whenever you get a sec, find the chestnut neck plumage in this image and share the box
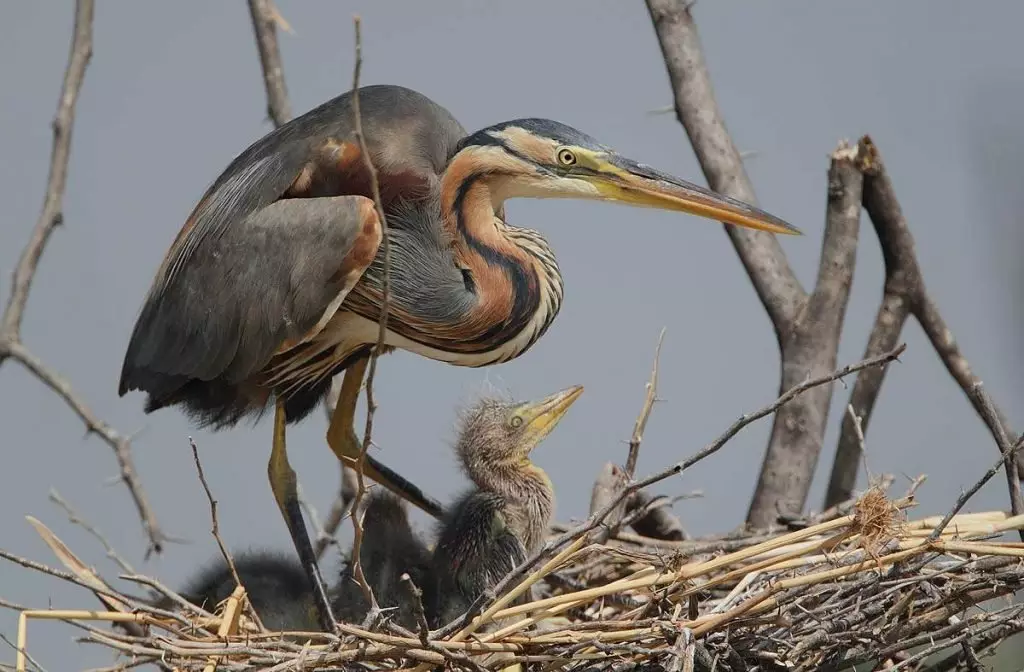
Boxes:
[435,148,564,360]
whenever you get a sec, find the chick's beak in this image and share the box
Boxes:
[518,385,584,453]
[589,155,802,236]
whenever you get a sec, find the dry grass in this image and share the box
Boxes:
[4,482,1023,672]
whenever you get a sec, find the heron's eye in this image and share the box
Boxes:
[556,148,577,167]
[509,415,524,429]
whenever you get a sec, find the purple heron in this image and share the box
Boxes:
[118,85,799,630]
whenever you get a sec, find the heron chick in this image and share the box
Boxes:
[169,492,431,633]
[333,489,433,629]
[167,552,320,632]
[428,385,583,626]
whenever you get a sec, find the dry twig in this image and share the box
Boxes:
[187,439,242,601]
[246,0,291,126]
[625,328,666,477]
[645,0,863,527]
[927,436,1024,542]
[826,135,1022,505]
[48,489,136,575]
[348,14,390,616]
[0,0,165,557]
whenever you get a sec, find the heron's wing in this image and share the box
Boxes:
[119,189,379,406]
[120,86,468,404]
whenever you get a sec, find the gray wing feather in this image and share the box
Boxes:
[121,193,366,399]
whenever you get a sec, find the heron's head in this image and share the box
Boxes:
[449,118,800,235]
[455,385,583,478]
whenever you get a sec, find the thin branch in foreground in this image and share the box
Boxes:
[927,436,1024,543]
[644,0,863,528]
[187,439,242,605]
[437,344,905,638]
[826,135,1021,506]
[246,0,291,126]
[0,0,165,557]
[348,14,389,617]
[969,382,1024,538]
[625,328,666,478]
[48,489,136,576]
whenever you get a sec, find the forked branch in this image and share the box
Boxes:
[645,0,862,527]
[825,136,1022,507]
[0,0,166,556]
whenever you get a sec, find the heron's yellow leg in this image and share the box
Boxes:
[325,356,444,518]
[268,400,336,630]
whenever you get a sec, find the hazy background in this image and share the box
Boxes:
[1,2,1021,669]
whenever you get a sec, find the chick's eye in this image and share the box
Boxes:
[556,148,577,166]
[509,415,524,429]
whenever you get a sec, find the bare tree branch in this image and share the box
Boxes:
[0,0,166,556]
[246,0,291,126]
[927,436,1024,543]
[825,135,1022,506]
[644,0,863,527]
[349,14,389,618]
[969,383,1024,536]
[625,328,665,478]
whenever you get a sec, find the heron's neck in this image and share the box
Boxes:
[439,152,517,248]
[469,462,554,554]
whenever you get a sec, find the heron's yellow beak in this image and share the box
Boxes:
[589,155,801,235]
[517,385,584,454]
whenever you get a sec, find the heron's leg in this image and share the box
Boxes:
[326,356,444,518]
[268,400,336,631]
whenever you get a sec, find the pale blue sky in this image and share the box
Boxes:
[1,2,1021,668]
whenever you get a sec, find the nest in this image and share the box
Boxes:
[6,484,1024,672]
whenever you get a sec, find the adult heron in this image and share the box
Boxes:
[118,84,799,630]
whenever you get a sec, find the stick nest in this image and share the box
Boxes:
[6,485,1024,672]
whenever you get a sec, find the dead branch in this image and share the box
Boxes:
[246,0,291,126]
[625,328,666,477]
[623,491,688,541]
[348,14,388,617]
[589,462,631,543]
[826,135,1023,506]
[644,0,863,527]
[927,434,1024,543]
[971,382,1024,533]
[0,0,165,557]
[48,489,136,576]
[187,439,242,607]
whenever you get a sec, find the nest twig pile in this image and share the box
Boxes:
[6,484,1024,672]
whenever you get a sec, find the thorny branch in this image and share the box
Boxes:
[246,0,291,126]
[0,0,165,556]
[349,14,390,616]
[645,0,862,528]
[826,135,1023,506]
[438,344,905,636]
